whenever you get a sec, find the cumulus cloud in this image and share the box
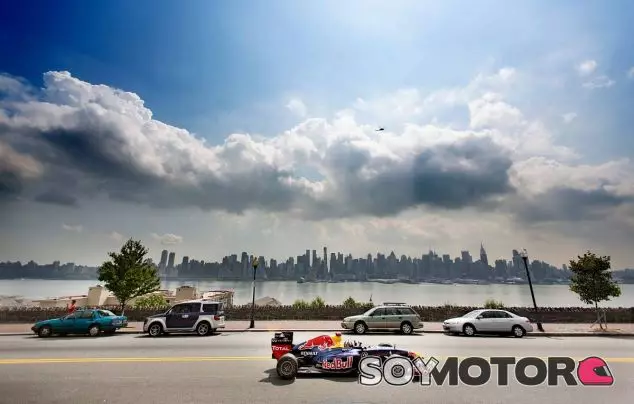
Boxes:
[562,112,577,124]
[576,60,597,76]
[582,75,615,89]
[286,98,307,118]
[62,223,83,233]
[0,70,633,235]
[151,233,183,245]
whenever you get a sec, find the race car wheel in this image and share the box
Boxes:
[512,325,526,338]
[148,323,163,337]
[400,322,413,335]
[463,324,476,337]
[196,322,211,336]
[354,321,367,335]
[38,325,52,338]
[276,353,299,380]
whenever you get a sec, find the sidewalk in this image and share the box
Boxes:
[1,321,633,336]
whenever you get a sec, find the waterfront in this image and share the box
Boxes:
[0,279,632,307]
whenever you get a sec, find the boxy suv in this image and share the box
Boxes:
[143,299,226,337]
[340,302,423,335]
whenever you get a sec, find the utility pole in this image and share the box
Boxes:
[520,249,544,332]
[249,255,259,329]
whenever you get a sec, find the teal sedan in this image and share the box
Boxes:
[31,309,128,337]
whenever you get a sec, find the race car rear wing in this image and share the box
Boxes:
[271,331,293,360]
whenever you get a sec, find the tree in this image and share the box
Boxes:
[98,239,161,315]
[568,251,621,329]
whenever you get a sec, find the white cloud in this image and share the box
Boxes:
[628,67,634,79]
[151,233,184,245]
[576,60,597,76]
[62,223,83,233]
[108,231,124,242]
[562,112,577,124]
[582,75,615,89]
[1,69,633,268]
[285,98,307,118]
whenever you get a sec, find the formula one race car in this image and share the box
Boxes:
[271,331,422,380]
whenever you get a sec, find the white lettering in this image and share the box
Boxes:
[322,357,353,370]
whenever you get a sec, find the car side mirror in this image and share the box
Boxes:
[476,316,483,320]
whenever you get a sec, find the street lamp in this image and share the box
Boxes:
[249,255,259,329]
[520,249,544,332]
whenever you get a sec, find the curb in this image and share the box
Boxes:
[2,329,632,337]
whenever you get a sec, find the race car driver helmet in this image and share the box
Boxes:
[332,332,343,347]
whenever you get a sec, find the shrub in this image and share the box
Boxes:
[484,298,504,309]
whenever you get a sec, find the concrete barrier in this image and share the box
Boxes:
[1,305,633,323]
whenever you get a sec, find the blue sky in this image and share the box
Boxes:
[1,0,634,268]
[2,0,633,152]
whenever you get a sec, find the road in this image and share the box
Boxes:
[0,331,632,404]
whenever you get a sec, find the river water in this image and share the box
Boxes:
[0,279,632,307]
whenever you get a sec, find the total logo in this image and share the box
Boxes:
[322,357,353,370]
[272,346,290,352]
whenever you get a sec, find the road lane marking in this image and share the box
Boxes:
[0,356,271,364]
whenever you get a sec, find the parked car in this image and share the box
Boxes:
[31,309,128,338]
[143,299,226,337]
[442,309,534,338]
[340,302,423,335]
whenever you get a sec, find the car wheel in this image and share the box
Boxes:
[196,322,211,336]
[88,325,100,337]
[148,323,163,337]
[276,353,299,380]
[38,325,52,338]
[354,321,367,335]
[463,324,476,337]
[512,325,526,338]
[400,322,413,335]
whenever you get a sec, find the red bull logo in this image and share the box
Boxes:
[322,357,353,370]
[299,335,335,350]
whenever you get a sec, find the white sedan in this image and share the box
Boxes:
[442,309,534,338]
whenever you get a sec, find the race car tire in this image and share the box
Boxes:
[276,354,299,380]
[462,323,476,337]
[353,321,367,335]
[400,322,413,335]
[512,325,526,338]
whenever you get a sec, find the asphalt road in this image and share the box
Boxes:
[0,331,632,404]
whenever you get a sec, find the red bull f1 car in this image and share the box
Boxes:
[271,331,423,380]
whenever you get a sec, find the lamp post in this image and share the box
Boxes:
[249,255,259,329]
[520,249,544,332]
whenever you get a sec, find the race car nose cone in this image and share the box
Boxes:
[577,356,614,386]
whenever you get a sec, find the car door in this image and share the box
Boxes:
[367,308,387,329]
[58,312,79,333]
[492,310,514,332]
[165,304,187,329]
[74,310,95,333]
[383,307,402,329]
[183,302,201,329]
[475,310,495,331]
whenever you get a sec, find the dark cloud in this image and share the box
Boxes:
[513,187,634,223]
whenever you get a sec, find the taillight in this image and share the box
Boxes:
[214,315,220,320]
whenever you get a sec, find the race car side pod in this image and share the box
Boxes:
[271,331,294,360]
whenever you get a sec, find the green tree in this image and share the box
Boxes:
[98,239,161,315]
[292,299,309,309]
[134,293,168,308]
[483,299,504,309]
[569,251,621,329]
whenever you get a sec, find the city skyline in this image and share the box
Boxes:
[2,2,634,269]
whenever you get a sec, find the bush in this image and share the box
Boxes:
[484,298,504,309]
[133,294,168,308]
[342,296,361,308]
[292,299,310,309]
[310,296,326,309]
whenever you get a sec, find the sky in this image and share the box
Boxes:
[1,0,634,269]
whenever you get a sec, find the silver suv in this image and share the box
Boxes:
[143,299,226,337]
[341,302,423,335]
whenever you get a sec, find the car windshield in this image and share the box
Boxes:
[463,310,483,318]
[98,310,116,317]
[363,308,375,316]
